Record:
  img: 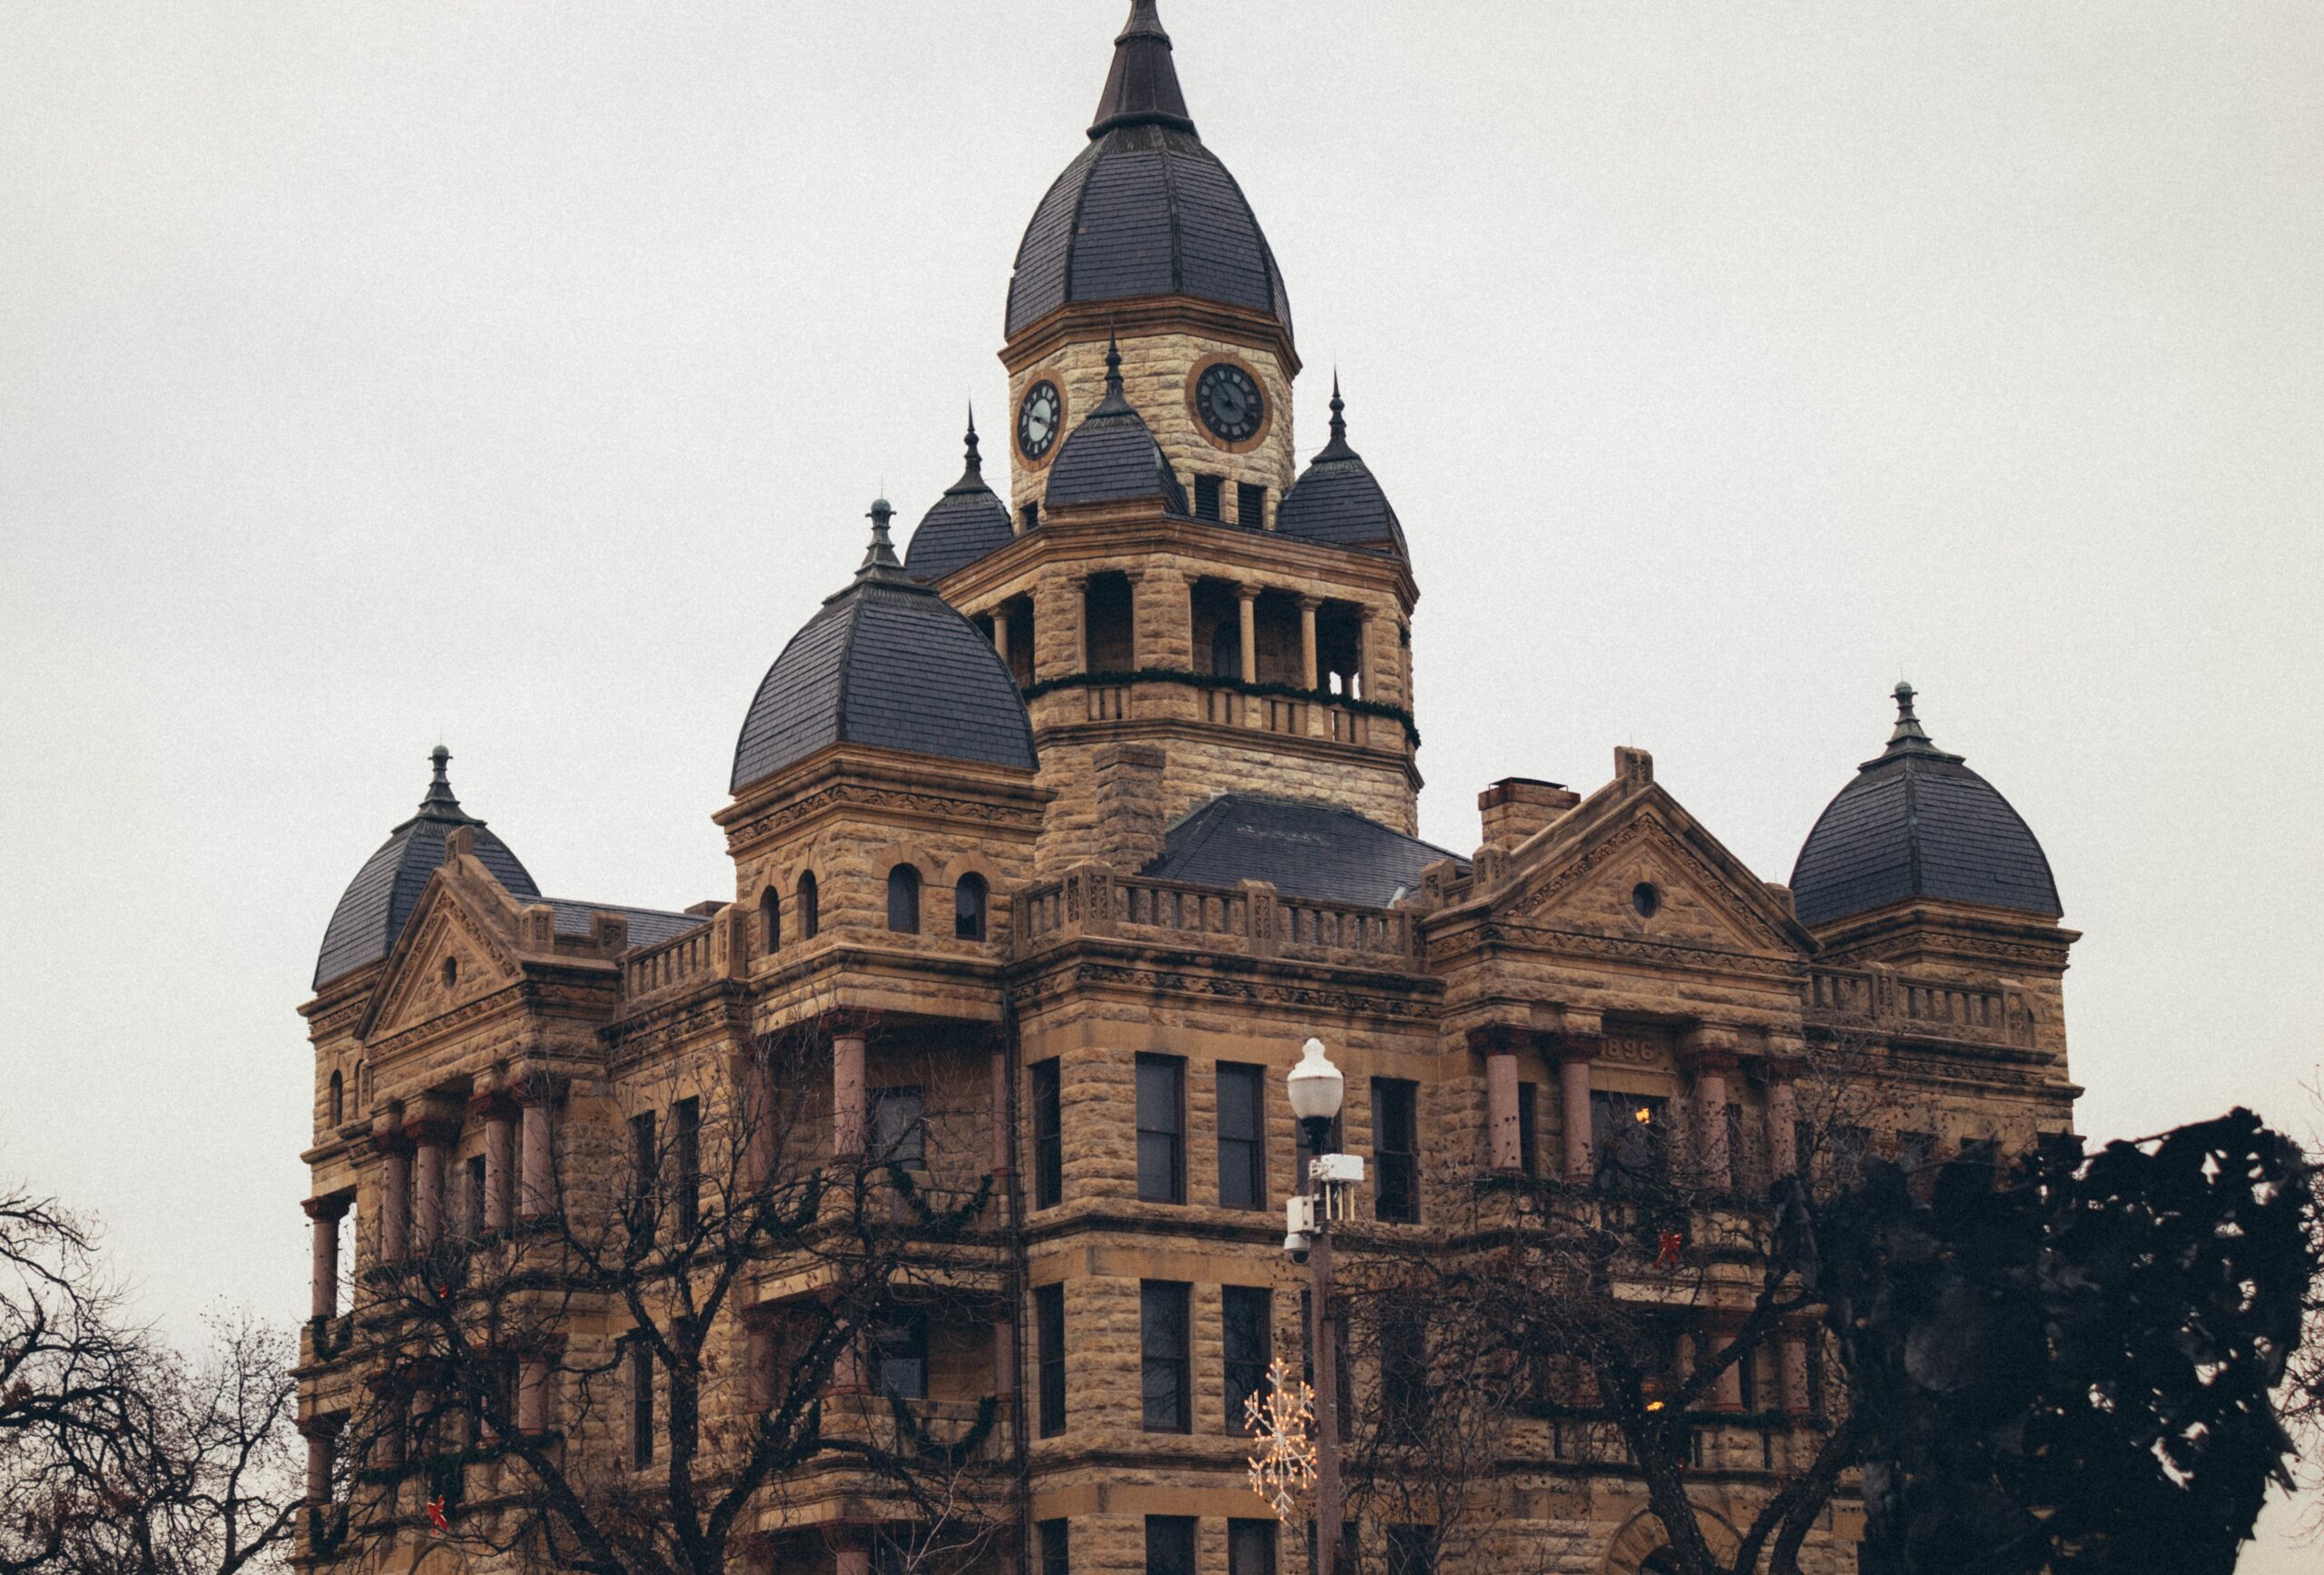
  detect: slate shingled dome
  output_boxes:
[904,415,1015,585]
[1789,685,2062,930]
[1045,338,1190,513]
[313,748,539,989]
[1004,2,1292,340]
[1275,380,1409,560]
[731,506,1038,793]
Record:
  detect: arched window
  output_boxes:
[760,886,781,953]
[955,873,989,941]
[328,1069,344,1127]
[797,871,820,939]
[887,864,921,935]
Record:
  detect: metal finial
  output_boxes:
[857,496,905,578]
[1886,681,1934,749]
[418,744,466,818]
[1104,328,1124,398]
[964,403,981,472]
[1329,371,1346,444]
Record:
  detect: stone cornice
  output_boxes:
[717,748,1050,853]
[1000,292,1302,379]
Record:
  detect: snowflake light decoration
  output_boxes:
[1245,1357,1317,1526]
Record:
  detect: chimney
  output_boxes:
[1094,744,1169,871]
[1478,777,1581,849]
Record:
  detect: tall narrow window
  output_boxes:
[797,871,820,939]
[1591,1090,1669,1190]
[1223,1285,1270,1433]
[1387,1526,1434,1575]
[1216,1062,1265,1210]
[887,864,921,934]
[1031,1059,1063,1210]
[328,1069,343,1127]
[1021,501,1039,532]
[463,1155,487,1241]
[1382,1312,1428,1441]
[1146,1518,1196,1575]
[1237,482,1267,529]
[1517,1081,1540,1178]
[1193,474,1223,520]
[1039,1520,1070,1575]
[872,1087,927,1173]
[1372,1078,1420,1223]
[872,1309,928,1401]
[1139,1281,1191,1432]
[629,1111,658,1245]
[629,1337,654,1467]
[1229,1520,1277,1575]
[954,873,989,940]
[673,1098,700,1236]
[760,886,781,953]
[1136,1055,1186,1205]
[1036,1283,1067,1436]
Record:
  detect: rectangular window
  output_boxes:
[674,1098,700,1236]
[1216,1062,1265,1210]
[1140,1281,1191,1432]
[1299,1289,1354,1441]
[872,1308,928,1401]
[1516,1082,1539,1178]
[872,1087,927,1173]
[1372,1078,1420,1223]
[1223,1285,1271,1433]
[463,1154,487,1240]
[1146,1516,1196,1575]
[629,1336,654,1467]
[1021,501,1039,532]
[1039,1520,1070,1575]
[1193,474,1223,520]
[1590,1090,1669,1190]
[1237,482,1267,530]
[1382,1312,1427,1441]
[1229,1519,1277,1575]
[1900,1129,1936,1200]
[1032,1059,1063,1210]
[1387,1525,1434,1575]
[1036,1283,1067,1436]
[630,1110,658,1245]
[1136,1056,1186,1205]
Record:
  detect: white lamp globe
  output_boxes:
[1285,1038,1344,1122]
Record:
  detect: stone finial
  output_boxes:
[1615,745,1655,786]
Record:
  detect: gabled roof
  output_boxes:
[1005,3,1292,340]
[313,749,538,989]
[1790,684,2061,929]
[1275,379,1408,561]
[731,506,1038,793]
[905,412,1015,585]
[1143,793,1462,908]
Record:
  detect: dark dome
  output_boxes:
[731,506,1038,793]
[1045,340,1189,513]
[314,748,539,989]
[1789,685,2062,930]
[1004,3,1291,340]
[1275,381,1408,560]
[905,414,1014,585]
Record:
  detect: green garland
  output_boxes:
[1019,668,1419,746]
[885,1393,1001,1466]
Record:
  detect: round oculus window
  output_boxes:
[1194,361,1265,443]
[1630,882,1660,919]
[1017,379,1063,461]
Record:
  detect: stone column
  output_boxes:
[832,1029,867,1161]
[379,1142,412,1264]
[1298,595,1325,736]
[1764,1058,1803,1180]
[1546,1027,1601,1184]
[990,610,1010,667]
[1236,583,1259,684]
[1779,1334,1812,1417]
[747,1323,776,1412]
[520,1081,556,1221]
[300,1420,335,1505]
[517,1356,552,1435]
[1680,1030,1738,1191]
[302,1196,350,1320]
[409,1117,452,1255]
[1067,575,1088,675]
[481,1098,516,1233]
[1355,606,1376,701]
[1474,1029,1521,1172]
[1711,1329,1746,1412]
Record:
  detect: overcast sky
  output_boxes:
[4,1,2319,1560]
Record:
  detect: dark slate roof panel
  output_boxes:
[905,481,1014,585]
[731,572,1037,793]
[1143,793,1462,909]
[546,900,707,948]
[314,817,537,989]
[1275,458,1409,559]
[1790,732,2061,930]
[1044,407,1188,512]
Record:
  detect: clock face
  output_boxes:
[1195,361,1265,444]
[1018,379,1063,461]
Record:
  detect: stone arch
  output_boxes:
[1600,1502,1742,1575]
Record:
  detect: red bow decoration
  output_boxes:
[426,1495,450,1533]
[1656,1230,1685,1268]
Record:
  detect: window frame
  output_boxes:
[954,872,989,941]
[1193,474,1223,520]
[887,863,921,935]
[1228,1518,1277,1575]
[1516,1080,1539,1178]
[629,1335,655,1467]
[1223,1284,1271,1435]
[1031,1058,1063,1210]
[1372,1077,1421,1224]
[1039,1520,1070,1575]
[1216,1061,1266,1211]
[1236,481,1267,530]
[871,1306,929,1402]
[1036,1282,1068,1436]
[1139,1281,1192,1433]
[673,1097,701,1236]
[1135,1054,1187,1206]
[629,1110,658,1245]
[872,1085,927,1174]
[797,871,820,939]
[1145,1516,1197,1575]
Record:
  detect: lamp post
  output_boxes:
[1285,1039,1357,1575]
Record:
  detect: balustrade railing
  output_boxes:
[1016,863,1421,968]
[1805,963,2030,1048]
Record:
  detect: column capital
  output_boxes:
[1538,1029,1603,1064]
[512,1069,569,1107]
[1296,593,1324,612]
[1753,1051,1811,1084]
[1678,1023,1743,1074]
[295,1412,346,1442]
[1464,1022,1527,1057]
[1235,581,1263,602]
[469,1086,519,1119]
[301,1194,352,1223]
[402,1112,461,1147]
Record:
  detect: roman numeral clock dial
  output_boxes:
[1196,361,1264,443]
[1018,379,1062,461]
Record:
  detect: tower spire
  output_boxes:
[1315,370,1360,461]
[856,497,906,580]
[1089,0,1196,138]
[962,403,982,477]
[1091,327,1133,415]
[415,745,477,822]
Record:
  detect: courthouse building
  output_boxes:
[293,5,2078,1572]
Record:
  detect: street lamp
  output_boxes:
[1284,1039,1359,1575]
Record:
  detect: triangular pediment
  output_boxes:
[1490,775,1814,960]
[358,859,527,1041]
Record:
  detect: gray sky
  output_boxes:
[4,1,2319,1560]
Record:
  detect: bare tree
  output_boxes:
[312,1019,1014,1575]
